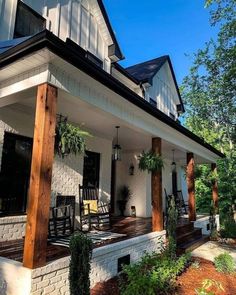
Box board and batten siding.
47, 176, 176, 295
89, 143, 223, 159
147, 61, 179, 119
0, 0, 111, 72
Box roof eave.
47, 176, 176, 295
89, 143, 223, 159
0, 31, 224, 159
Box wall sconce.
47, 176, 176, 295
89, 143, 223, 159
129, 163, 134, 175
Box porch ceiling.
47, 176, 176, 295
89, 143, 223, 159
0, 88, 214, 164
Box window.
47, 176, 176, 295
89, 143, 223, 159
14, 1, 46, 38
0, 132, 33, 215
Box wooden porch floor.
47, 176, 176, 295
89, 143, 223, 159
0, 217, 153, 263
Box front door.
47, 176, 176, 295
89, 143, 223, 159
83, 151, 100, 188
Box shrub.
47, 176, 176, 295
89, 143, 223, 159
214, 252, 235, 274
119, 250, 191, 295
220, 217, 236, 239
69, 232, 93, 295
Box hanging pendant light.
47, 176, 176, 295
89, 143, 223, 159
171, 149, 176, 172
113, 126, 122, 161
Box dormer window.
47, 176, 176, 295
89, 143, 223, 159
14, 1, 46, 38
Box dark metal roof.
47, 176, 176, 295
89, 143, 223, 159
0, 36, 30, 54
126, 56, 168, 83
0, 30, 224, 159
126, 55, 185, 112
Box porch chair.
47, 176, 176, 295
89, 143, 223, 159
176, 190, 188, 215
48, 204, 74, 238
79, 185, 111, 231
56, 195, 76, 230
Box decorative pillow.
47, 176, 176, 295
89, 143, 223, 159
83, 200, 98, 215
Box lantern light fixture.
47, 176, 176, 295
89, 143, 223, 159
113, 126, 122, 161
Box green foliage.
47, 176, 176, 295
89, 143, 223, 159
55, 115, 90, 158
191, 260, 201, 269
166, 196, 178, 258
118, 185, 132, 202
69, 233, 93, 295
181, 0, 236, 218
119, 250, 191, 295
214, 252, 235, 274
220, 217, 236, 238
195, 279, 224, 295
138, 150, 164, 173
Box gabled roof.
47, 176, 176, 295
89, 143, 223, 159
126, 55, 185, 112
126, 55, 168, 84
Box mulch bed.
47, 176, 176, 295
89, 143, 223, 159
91, 257, 236, 295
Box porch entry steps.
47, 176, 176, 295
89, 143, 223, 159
176, 220, 209, 254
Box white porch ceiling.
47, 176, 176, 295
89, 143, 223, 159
0, 88, 213, 165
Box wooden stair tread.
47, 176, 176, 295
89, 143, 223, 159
177, 235, 209, 254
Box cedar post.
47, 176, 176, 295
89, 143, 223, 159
23, 84, 57, 269
211, 163, 219, 212
187, 152, 196, 221
152, 137, 163, 231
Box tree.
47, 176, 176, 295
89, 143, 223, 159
182, 0, 236, 217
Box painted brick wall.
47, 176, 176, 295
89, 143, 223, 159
0, 215, 26, 242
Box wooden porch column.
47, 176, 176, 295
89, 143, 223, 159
23, 84, 57, 269
187, 152, 196, 221
211, 163, 219, 212
152, 138, 163, 231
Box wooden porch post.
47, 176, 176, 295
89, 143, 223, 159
23, 83, 57, 269
211, 163, 219, 212
152, 137, 163, 231
187, 152, 196, 221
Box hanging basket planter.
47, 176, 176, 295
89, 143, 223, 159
138, 150, 164, 173
55, 115, 91, 158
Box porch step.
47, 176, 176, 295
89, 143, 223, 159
177, 228, 202, 246
176, 222, 194, 236
177, 235, 209, 255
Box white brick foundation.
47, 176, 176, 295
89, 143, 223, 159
0, 215, 26, 242
0, 231, 166, 295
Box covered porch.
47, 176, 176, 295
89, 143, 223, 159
0, 41, 222, 293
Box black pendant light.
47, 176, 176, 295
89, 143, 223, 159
113, 126, 122, 161
171, 149, 176, 172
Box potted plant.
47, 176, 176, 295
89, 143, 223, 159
55, 115, 90, 158
117, 185, 132, 216
138, 150, 164, 173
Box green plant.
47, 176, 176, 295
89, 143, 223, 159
214, 252, 235, 274
119, 250, 191, 295
191, 260, 201, 269
195, 279, 224, 295
55, 115, 90, 158
69, 232, 93, 295
117, 185, 132, 216
220, 217, 236, 239
166, 195, 178, 258
138, 150, 164, 173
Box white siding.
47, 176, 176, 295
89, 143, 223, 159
0, 0, 110, 72
147, 61, 179, 119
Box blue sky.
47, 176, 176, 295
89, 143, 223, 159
103, 0, 219, 84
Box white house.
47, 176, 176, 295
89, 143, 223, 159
0, 1, 223, 294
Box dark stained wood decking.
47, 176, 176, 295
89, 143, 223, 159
0, 217, 153, 263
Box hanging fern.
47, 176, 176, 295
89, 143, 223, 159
138, 150, 164, 173
55, 115, 90, 158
